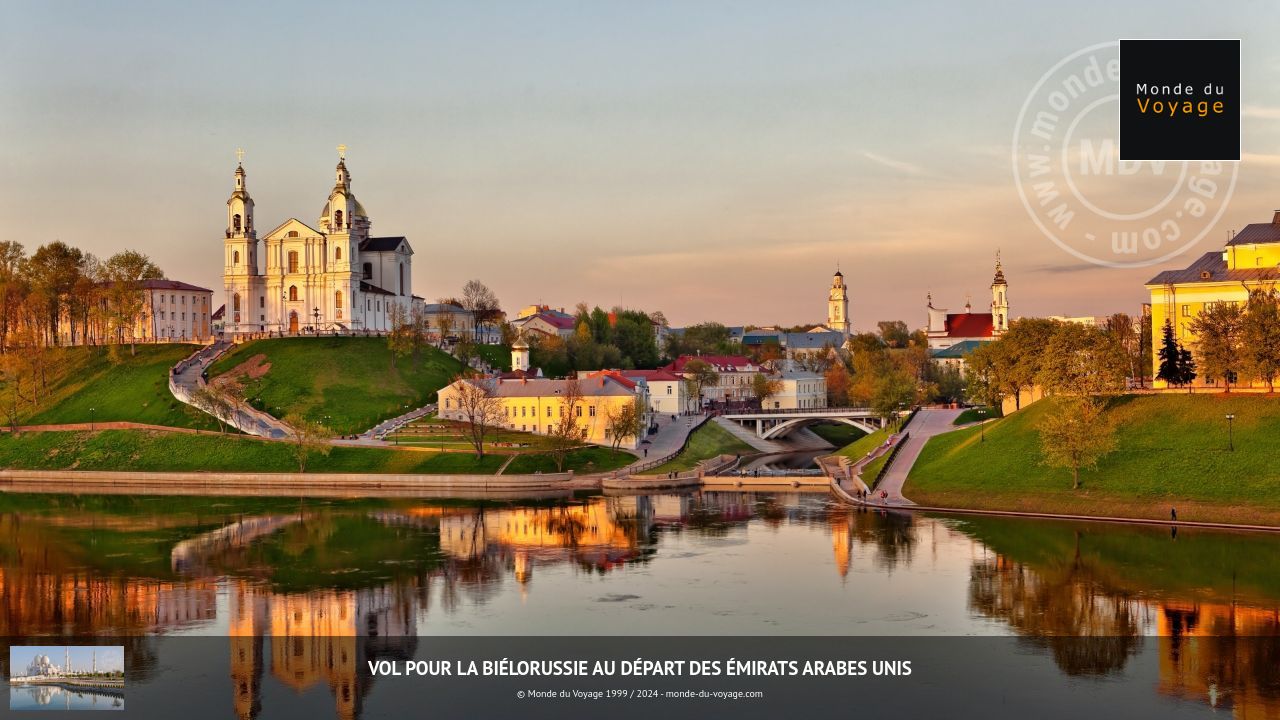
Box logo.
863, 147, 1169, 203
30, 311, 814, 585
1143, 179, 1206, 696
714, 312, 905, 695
1012, 41, 1238, 268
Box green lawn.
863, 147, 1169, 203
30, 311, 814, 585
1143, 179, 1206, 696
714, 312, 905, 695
861, 451, 891, 486
909, 394, 1280, 525
809, 422, 866, 447
470, 343, 511, 371
953, 406, 1000, 425
207, 337, 462, 435
20, 344, 219, 430
0, 429, 505, 474
503, 446, 634, 474
834, 426, 890, 460
648, 421, 755, 473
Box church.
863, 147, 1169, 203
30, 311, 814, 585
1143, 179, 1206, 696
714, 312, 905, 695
223, 149, 415, 336
926, 253, 1009, 351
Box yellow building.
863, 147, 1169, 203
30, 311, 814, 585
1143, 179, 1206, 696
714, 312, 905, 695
437, 372, 648, 450
1145, 210, 1280, 389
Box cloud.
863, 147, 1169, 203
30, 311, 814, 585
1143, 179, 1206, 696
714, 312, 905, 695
1244, 105, 1280, 120
860, 150, 932, 177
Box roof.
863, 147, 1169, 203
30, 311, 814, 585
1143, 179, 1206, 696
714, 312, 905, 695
619, 369, 682, 382
1226, 215, 1280, 246
360, 281, 395, 296
140, 279, 213, 293
359, 236, 408, 252
211, 304, 225, 320
943, 313, 994, 339
930, 339, 989, 359
518, 312, 576, 330
422, 302, 466, 313
580, 370, 638, 390
1146, 250, 1280, 285
457, 375, 638, 399
664, 355, 758, 373
783, 331, 844, 350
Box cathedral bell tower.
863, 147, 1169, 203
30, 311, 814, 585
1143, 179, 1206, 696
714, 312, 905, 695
990, 251, 1009, 335
827, 268, 850, 338
225, 151, 258, 277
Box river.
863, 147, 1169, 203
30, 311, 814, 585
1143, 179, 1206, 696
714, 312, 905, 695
2, 489, 1278, 716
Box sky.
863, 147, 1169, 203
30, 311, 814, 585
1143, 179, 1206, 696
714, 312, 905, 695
3, 1, 1280, 329
10, 646, 124, 675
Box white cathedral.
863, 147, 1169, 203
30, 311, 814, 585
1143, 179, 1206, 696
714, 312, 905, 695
223, 150, 415, 336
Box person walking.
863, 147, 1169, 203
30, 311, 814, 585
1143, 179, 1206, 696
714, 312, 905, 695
1171, 507, 1177, 522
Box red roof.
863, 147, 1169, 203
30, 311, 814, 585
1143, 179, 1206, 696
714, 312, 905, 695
622, 369, 682, 382
944, 313, 994, 339
664, 355, 757, 373
582, 370, 638, 390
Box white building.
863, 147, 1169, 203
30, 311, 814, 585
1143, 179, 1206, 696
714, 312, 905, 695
771, 364, 828, 409
223, 150, 415, 337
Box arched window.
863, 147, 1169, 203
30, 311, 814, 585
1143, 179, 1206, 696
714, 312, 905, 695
232, 214, 242, 232
398, 263, 405, 295
289, 285, 298, 301
287, 251, 299, 273
334, 290, 343, 309
232, 293, 241, 312
362, 262, 372, 280
336, 246, 342, 261
233, 250, 240, 265
334, 209, 343, 228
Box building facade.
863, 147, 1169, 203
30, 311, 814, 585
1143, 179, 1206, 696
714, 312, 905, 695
56, 279, 214, 345
222, 152, 415, 337
926, 254, 1009, 351
827, 269, 850, 338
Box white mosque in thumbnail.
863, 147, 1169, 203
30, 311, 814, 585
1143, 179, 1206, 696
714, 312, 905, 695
24, 653, 63, 677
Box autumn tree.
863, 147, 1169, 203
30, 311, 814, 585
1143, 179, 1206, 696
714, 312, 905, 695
1241, 288, 1280, 391
680, 359, 719, 412
749, 372, 783, 406
102, 250, 164, 354
1038, 396, 1115, 489
824, 362, 851, 406
1037, 322, 1127, 397
877, 320, 910, 348
604, 397, 644, 451
1190, 301, 1245, 391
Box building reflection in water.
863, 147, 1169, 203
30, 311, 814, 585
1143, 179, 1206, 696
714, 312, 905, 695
10, 495, 1280, 718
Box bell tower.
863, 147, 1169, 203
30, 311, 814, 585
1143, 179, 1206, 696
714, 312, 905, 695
225, 150, 258, 277
827, 268, 850, 338
990, 251, 1009, 335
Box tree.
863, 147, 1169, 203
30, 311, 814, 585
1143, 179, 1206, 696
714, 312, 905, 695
0, 241, 26, 352
681, 359, 719, 412
102, 250, 164, 354
964, 341, 1003, 408
605, 397, 644, 451
871, 366, 916, 422
284, 412, 332, 472
460, 279, 503, 325
26, 241, 88, 346
1156, 318, 1181, 386
451, 375, 503, 458
1037, 323, 1127, 397
824, 362, 851, 406
1177, 345, 1197, 390
1038, 396, 1115, 489
547, 376, 585, 471
189, 384, 232, 434
877, 320, 910, 348
1189, 301, 1245, 391
1104, 312, 1139, 383
749, 372, 783, 406
1241, 288, 1280, 391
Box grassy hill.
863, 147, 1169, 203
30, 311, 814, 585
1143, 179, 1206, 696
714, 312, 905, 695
909, 394, 1280, 525
0, 430, 506, 474
649, 421, 755, 473
207, 337, 462, 435
19, 344, 217, 430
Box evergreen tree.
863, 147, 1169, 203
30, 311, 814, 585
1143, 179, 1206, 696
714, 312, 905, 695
1156, 319, 1181, 385
1177, 344, 1197, 390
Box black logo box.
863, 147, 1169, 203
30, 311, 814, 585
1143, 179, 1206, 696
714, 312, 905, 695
1119, 39, 1240, 161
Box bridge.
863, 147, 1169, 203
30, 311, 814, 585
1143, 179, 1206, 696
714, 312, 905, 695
720, 406, 885, 439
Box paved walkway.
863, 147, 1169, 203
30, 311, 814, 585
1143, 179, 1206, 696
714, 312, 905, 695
620, 413, 708, 473
170, 341, 293, 440
874, 407, 965, 506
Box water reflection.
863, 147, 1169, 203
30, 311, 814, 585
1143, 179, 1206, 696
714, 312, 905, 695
8, 683, 125, 711
7, 494, 1280, 717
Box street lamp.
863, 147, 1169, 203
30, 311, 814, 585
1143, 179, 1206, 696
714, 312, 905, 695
312, 307, 321, 333
1226, 413, 1235, 452
978, 408, 987, 443
89, 407, 95, 432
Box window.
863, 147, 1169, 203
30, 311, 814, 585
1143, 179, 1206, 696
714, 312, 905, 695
289, 285, 298, 301
259, 296, 264, 308
233, 250, 240, 265
232, 214, 241, 232
575, 406, 582, 417
362, 262, 372, 280
589, 406, 596, 417
232, 293, 241, 312
1182, 305, 1190, 317
334, 209, 343, 228
288, 251, 299, 273
334, 290, 343, 309
336, 246, 342, 261
399, 263, 405, 295
546, 406, 552, 418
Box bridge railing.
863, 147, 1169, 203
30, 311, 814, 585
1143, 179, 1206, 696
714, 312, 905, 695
722, 406, 876, 417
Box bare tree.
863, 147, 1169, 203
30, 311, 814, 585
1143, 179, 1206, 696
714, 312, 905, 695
190, 384, 232, 434
547, 376, 585, 471
284, 413, 332, 472
605, 397, 644, 450
461, 279, 503, 327
451, 375, 504, 458
681, 359, 719, 412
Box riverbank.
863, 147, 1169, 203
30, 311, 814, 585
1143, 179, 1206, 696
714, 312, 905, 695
906, 395, 1280, 527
